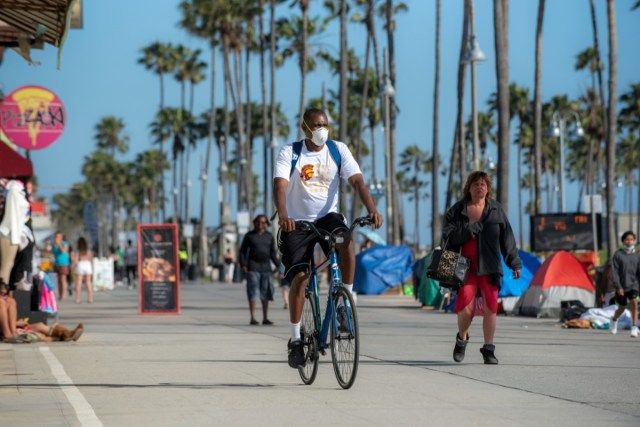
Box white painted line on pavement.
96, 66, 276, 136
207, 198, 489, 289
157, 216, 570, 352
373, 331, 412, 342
39, 346, 103, 427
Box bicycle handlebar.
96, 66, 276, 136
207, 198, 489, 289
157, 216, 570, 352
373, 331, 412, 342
295, 216, 373, 241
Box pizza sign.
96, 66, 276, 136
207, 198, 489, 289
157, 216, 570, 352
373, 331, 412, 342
0, 85, 66, 150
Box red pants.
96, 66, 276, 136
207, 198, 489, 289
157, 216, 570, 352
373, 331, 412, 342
454, 238, 499, 314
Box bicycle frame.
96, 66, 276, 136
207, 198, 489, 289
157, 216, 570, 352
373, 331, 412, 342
307, 248, 354, 352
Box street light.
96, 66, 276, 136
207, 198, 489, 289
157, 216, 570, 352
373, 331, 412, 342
548, 111, 583, 213
463, 1, 486, 172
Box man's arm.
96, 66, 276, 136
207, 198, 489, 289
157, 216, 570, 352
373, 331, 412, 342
348, 173, 383, 229
273, 178, 295, 232
238, 235, 249, 269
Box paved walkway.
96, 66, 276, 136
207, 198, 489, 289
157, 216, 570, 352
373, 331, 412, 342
0, 281, 638, 426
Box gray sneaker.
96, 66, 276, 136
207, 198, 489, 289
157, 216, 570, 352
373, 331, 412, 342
453, 333, 469, 363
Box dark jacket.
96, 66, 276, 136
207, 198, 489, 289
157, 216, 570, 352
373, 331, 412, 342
610, 249, 640, 292
442, 198, 521, 282
239, 230, 280, 273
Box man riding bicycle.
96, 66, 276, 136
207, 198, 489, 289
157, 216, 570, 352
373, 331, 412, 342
273, 108, 383, 368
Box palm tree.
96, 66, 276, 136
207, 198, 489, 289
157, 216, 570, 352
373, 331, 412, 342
532, 0, 545, 214
619, 84, 640, 135
431, 0, 441, 248
134, 149, 169, 223
137, 41, 176, 221
150, 107, 198, 224
606, 0, 618, 256
94, 116, 129, 156
399, 145, 430, 246
493, 0, 510, 211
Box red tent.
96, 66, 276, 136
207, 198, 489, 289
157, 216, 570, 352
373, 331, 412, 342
516, 251, 595, 317
530, 251, 595, 291
0, 141, 32, 179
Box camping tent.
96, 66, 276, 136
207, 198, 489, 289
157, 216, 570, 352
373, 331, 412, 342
354, 245, 413, 295
499, 250, 541, 297
515, 251, 595, 318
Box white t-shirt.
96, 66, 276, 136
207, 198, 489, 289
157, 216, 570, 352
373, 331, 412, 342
274, 140, 362, 221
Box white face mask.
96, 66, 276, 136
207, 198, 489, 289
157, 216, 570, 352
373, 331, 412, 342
309, 127, 329, 147
624, 243, 636, 253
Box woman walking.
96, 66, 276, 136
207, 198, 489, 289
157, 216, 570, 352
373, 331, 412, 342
442, 171, 521, 364
72, 237, 94, 304
609, 231, 639, 337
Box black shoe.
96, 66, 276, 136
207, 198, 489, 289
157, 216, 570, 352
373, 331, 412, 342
249, 319, 259, 325
287, 339, 305, 368
262, 319, 274, 325
480, 344, 499, 365
336, 305, 349, 333
453, 333, 469, 363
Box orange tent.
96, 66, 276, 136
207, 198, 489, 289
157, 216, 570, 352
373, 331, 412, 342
517, 251, 595, 317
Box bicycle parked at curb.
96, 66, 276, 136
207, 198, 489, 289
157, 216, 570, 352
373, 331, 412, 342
294, 216, 373, 389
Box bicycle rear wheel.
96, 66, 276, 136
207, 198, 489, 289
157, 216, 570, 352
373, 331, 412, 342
298, 291, 319, 385
330, 287, 359, 389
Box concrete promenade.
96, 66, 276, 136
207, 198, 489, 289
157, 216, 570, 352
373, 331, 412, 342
0, 281, 638, 426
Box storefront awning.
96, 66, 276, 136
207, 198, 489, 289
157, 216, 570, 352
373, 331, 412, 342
0, 0, 79, 67
0, 139, 33, 179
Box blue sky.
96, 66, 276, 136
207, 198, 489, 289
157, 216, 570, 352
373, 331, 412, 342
2, 0, 639, 247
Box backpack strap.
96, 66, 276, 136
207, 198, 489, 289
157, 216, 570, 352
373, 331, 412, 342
289, 140, 304, 178
289, 139, 342, 178
326, 139, 342, 175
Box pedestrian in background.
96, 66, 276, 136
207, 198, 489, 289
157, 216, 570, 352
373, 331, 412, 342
239, 215, 280, 325
223, 249, 235, 284
52, 231, 70, 300
125, 239, 137, 289
442, 171, 521, 365
72, 237, 94, 304
609, 231, 639, 337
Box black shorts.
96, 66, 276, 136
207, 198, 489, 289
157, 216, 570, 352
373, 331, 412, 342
278, 213, 349, 281
615, 289, 639, 306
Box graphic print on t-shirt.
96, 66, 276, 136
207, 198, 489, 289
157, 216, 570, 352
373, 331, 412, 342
301, 164, 314, 181
274, 141, 362, 221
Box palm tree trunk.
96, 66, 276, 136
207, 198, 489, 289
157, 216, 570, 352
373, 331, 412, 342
339, 0, 348, 214
159, 74, 166, 222
298, 2, 309, 138
589, 0, 608, 206
259, 0, 270, 215
198, 42, 216, 274
606, 0, 617, 256
455, 1, 470, 185
350, 15, 371, 220
385, 0, 401, 245
414, 179, 420, 246
172, 154, 179, 224
432, 0, 441, 248
533, 0, 545, 215
245, 44, 254, 216
494, 0, 510, 211
269, 0, 278, 210
517, 142, 523, 248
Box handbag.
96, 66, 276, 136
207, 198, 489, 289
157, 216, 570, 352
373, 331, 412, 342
426, 239, 470, 290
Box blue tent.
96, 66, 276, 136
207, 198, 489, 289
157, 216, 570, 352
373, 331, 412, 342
499, 250, 541, 297
354, 245, 413, 295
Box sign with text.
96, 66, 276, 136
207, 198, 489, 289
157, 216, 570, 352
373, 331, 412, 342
0, 85, 66, 150
138, 224, 180, 314
530, 213, 603, 252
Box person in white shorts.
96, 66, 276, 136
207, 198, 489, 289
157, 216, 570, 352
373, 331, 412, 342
72, 237, 94, 304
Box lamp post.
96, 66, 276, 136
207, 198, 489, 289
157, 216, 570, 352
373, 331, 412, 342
550, 111, 583, 213
464, 0, 486, 171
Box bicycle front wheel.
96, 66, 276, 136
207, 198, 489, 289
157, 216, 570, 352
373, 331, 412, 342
298, 291, 319, 385
330, 287, 359, 389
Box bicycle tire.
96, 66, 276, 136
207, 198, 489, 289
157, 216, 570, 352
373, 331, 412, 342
298, 291, 319, 385
330, 287, 359, 389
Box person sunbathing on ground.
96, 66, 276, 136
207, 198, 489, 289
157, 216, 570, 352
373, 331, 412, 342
3, 319, 83, 343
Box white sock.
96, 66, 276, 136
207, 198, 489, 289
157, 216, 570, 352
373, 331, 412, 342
344, 283, 354, 295
290, 321, 301, 341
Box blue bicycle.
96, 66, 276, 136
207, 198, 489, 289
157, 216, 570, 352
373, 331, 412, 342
295, 216, 373, 389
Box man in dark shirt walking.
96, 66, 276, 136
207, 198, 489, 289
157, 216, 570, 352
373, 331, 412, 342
239, 215, 280, 325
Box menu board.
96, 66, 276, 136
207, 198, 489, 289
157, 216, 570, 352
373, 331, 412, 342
138, 224, 180, 314
530, 213, 603, 252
